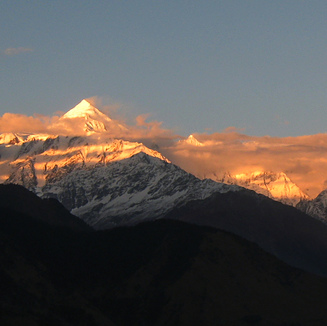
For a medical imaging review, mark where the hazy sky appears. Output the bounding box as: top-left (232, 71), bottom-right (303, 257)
top-left (1, 1), bottom-right (327, 137)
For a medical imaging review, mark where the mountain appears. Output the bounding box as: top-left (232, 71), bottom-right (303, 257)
top-left (297, 189), bottom-right (327, 222)
top-left (55, 99), bottom-right (127, 134)
top-left (42, 152), bottom-right (236, 229)
top-left (4, 129), bottom-right (324, 274)
top-left (0, 100), bottom-right (238, 228)
top-left (0, 129), bottom-right (168, 193)
top-left (0, 132), bottom-right (24, 145)
top-left (208, 170), bottom-right (308, 206)
top-left (0, 100), bottom-right (317, 231)
top-left (0, 183), bottom-right (90, 231)
top-left (182, 134), bottom-right (204, 146)
top-left (2, 184), bottom-right (327, 325)
top-left (165, 189), bottom-right (327, 276)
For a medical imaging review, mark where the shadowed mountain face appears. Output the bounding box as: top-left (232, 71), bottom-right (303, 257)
top-left (165, 189), bottom-right (327, 276)
top-left (2, 185), bottom-right (327, 325)
top-left (0, 184), bottom-right (91, 232)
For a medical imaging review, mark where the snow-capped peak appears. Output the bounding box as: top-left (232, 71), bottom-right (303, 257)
top-left (61, 99), bottom-right (112, 121)
top-left (184, 134), bottom-right (204, 146)
top-left (59, 99), bottom-right (127, 134)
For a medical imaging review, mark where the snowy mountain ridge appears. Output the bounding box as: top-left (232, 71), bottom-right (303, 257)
top-left (61, 99), bottom-right (107, 119)
top-left (42, 152), bottom-right (237, 229)
top-left (207, 170), bottom-right (308, 206)
top-left (0, 133), bottom-right (169, 190)
top-left (297, 190), bottom-right (327, 222)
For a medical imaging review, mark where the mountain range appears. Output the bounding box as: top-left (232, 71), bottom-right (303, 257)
top-left (2, 99), bottom-right (327, 224)
top-left (207, 170), bottom-right (309, 206)
top-left (0, 100), bottom-right (239, 228)
top-left (3, 100), bottom-right (327, 323)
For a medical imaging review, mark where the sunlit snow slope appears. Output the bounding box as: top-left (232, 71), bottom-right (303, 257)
top-left (211, 171), bottom-right (309, 206)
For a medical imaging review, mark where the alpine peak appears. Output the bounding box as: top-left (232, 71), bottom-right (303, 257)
top-left (59, 99), bottom-right (127, 134)
top-left (61, 99), bottom-right (112, 121)
top-left (184, 134), bottom-right (204, 146)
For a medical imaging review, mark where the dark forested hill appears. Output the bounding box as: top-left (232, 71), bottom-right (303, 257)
top-left (165, 189), bottom-right (327, 276)
top-left (2, 185), bottom-right (327, 325)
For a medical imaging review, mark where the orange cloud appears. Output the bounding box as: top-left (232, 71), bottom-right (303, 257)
top-left (161, 132), bottom-right (327, 198)
top-left (134, 114), bottom-right (171, 137)
top-left (85, 96), bottom-right (123, 118)
top-left (0, 113), bottom-right (48, 133)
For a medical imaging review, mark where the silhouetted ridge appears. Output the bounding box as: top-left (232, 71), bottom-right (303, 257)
top-left (2, 213), bottom-right (327, 325)
top-left (165, 189), bottom-right (327, 276)
top-left (0, 184), bottom-right (91, 231)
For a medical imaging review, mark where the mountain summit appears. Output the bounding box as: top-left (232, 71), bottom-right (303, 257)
top-left (62, 99), bottom-right (111, 120)
top-left (184, 134), bottom-right (204, 146)
top-left (59, 99), bottom-right (127, 134)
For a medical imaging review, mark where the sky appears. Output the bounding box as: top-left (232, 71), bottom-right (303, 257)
top-left (2, 1), bottom-right (327, 137)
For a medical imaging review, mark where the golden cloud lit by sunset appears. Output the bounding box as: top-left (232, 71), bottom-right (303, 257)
top-left (162, 132), bottom-right (327, 198)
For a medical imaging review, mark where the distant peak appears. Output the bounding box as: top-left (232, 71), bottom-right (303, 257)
top-left (62, 99), bottom-right (111, 121)
top-left (77, 99), bottom-right (93, 110)
top-left (56, 99), bottom-right (128, 134)
top-left (185, 134), bottom-right (204, 146)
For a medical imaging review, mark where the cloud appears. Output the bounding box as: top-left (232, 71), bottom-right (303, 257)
top-left (222, 126), bottom-right (246, 133)
top-left (85, 96), bottom-right (122, 118)
top-left (4, 47), bottom-right (33, 56)
top-left (162, 131), bottom-right (327, 198)
top-left (134, 114), bottom-right (169, 136)
top-left (0, 113), bottom-right (49, 133)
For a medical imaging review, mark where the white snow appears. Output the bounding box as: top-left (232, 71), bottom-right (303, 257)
top-left (210, 170), bottom-right (309, 206)
top-left (60, 99), bottom-right (127, 133)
